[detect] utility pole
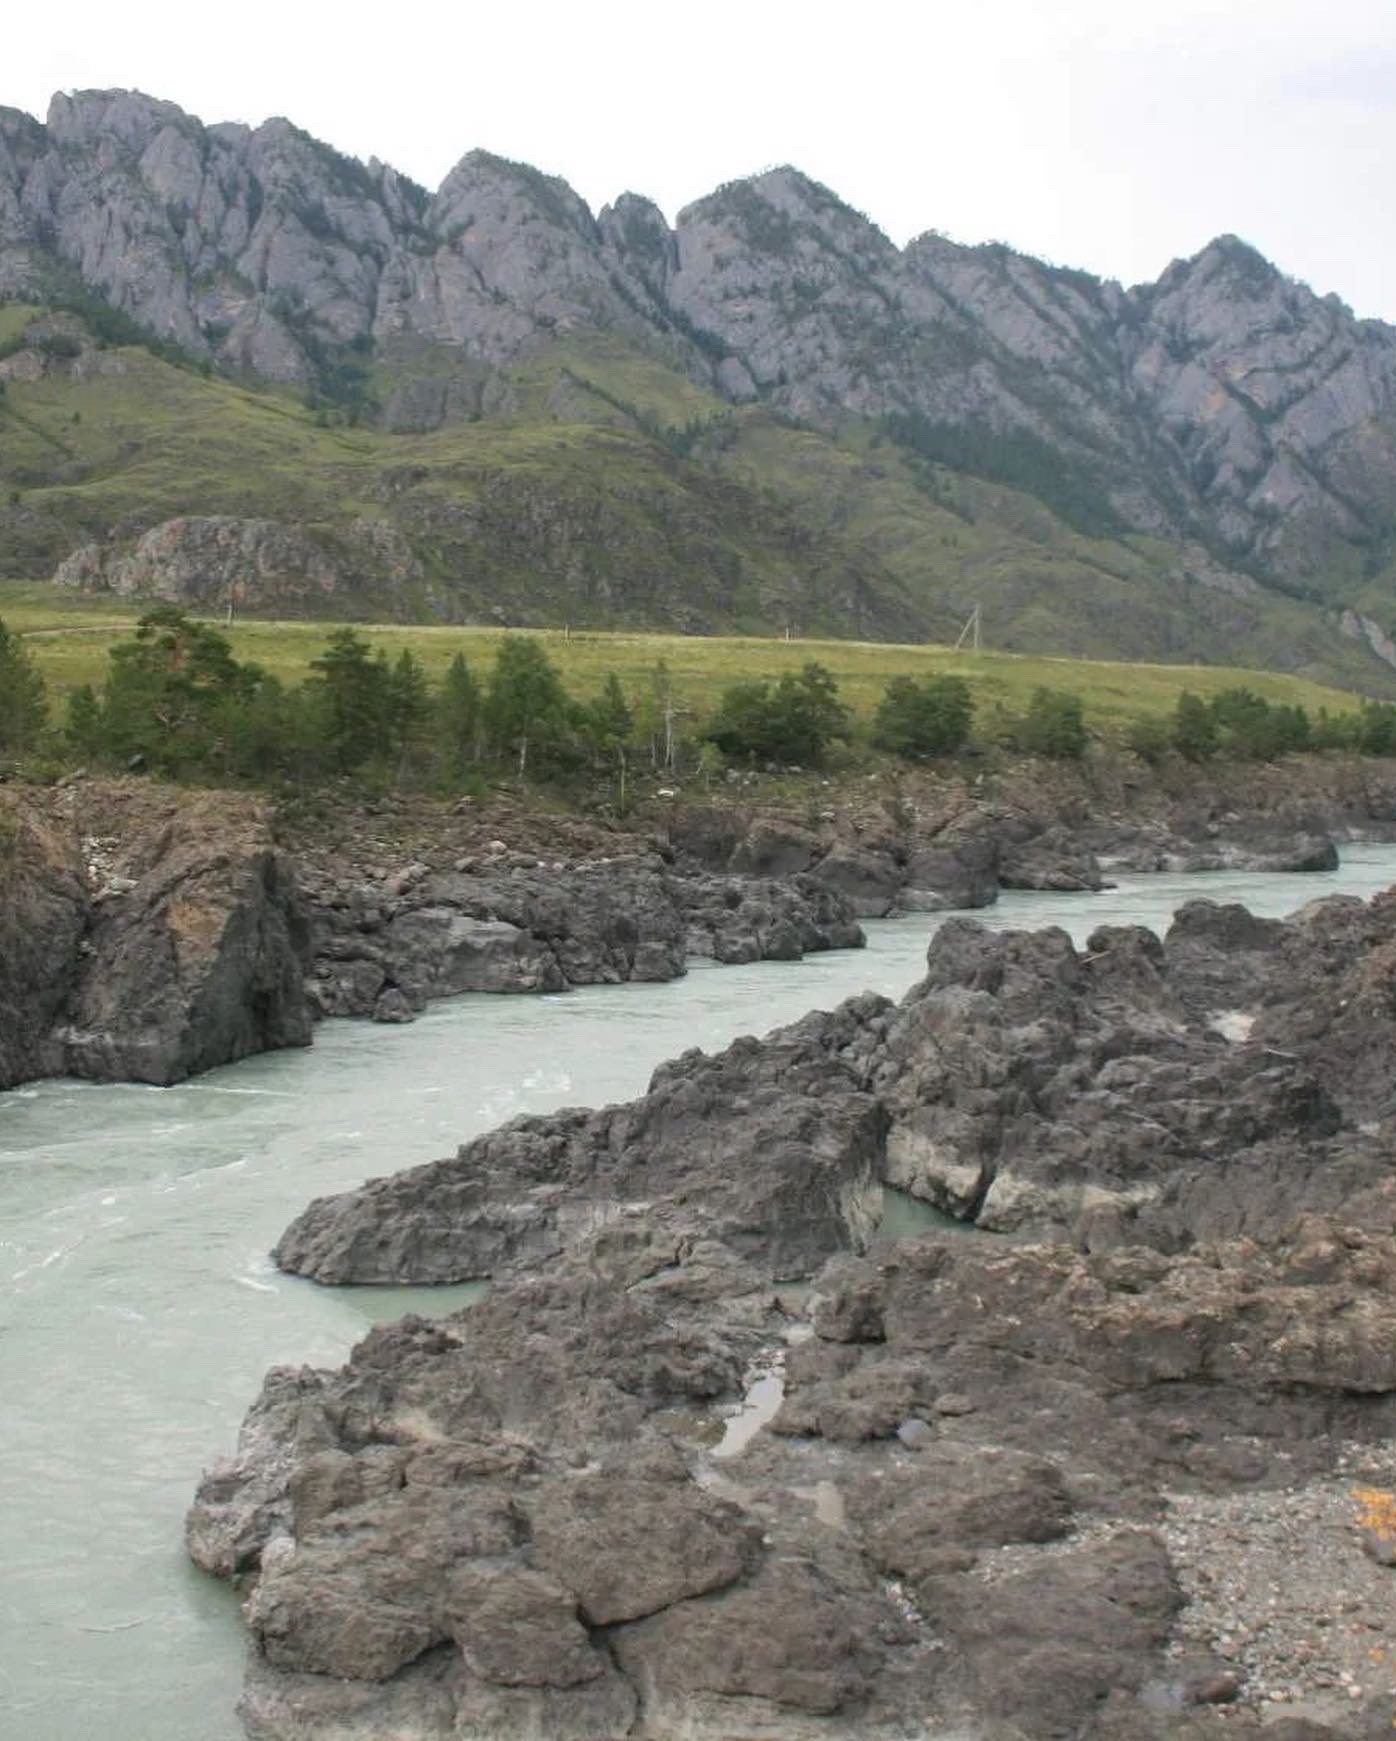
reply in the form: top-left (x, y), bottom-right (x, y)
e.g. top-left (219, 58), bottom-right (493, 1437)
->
top-left (954, 603), bottom-right (981, 652)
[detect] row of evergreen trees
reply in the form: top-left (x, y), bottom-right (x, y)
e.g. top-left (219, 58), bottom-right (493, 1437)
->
top-left (1134, 686), bottom-right (1396, 762)
top-left (57, 611), bottom-right (640, 787)
top-left (3, 609), bottom-right (1396, 787)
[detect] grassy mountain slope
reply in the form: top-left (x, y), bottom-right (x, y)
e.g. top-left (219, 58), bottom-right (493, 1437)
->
top-left (0, 304), bottom-right (1391, 692)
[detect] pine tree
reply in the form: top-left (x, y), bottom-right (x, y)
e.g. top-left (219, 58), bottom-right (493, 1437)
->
top-left (437, 652), bottom-right (483, 772)
top-left (586, 673), bottom-right (634, 808)
top-left (483, 637), bottom-right (571, 777)
top-left (101, 607), bottom-right (248, 771)
top-left (588, 673), bottom-right (633, 749)
top-left (65, 683), bottom-right (103, 759)
top-left (307, 628), bottom-right (391, 771)
top-left (0, 618), bottom-right (48, 751)
top-left (386, 649), bottom-right (431, 774)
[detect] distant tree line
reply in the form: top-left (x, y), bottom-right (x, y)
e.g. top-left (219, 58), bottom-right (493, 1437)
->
top-left (1131, 686), bottom-right (1396, 764)
top-left (4, 611), bottom-right (1396, 795)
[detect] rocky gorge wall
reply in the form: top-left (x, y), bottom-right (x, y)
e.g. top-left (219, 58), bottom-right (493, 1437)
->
top-left (7, 753), bottom-right (1396, 1089)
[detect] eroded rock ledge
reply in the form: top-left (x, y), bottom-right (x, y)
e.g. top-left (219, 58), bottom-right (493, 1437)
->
top-left (303, 854), bottom-right (863, 1019)
top-left (193, 890), bottom-right (1396, 1738)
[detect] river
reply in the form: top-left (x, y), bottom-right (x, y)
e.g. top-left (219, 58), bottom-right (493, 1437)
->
top-left (5, 845), bottom-right (1396, 1740)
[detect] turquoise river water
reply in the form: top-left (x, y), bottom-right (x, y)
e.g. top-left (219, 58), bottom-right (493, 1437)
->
top-left (5, 846), bottom-right (1396, 1739)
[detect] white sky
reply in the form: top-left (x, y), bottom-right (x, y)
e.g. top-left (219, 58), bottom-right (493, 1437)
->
top-left (10, 0), bottom-right (1396, 319)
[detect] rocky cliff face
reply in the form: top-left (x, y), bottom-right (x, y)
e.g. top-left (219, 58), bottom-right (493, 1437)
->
top-left (6, 89), bottom-right (1396, 614)
top-left (0, 780), bottom-right (312, 1087)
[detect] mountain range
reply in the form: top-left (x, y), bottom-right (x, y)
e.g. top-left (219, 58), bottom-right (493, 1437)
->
top-left (3, 88), bottom-right (1396, 689)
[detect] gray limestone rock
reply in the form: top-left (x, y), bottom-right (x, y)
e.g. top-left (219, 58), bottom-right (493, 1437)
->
top-left (7, 87), bottom-right (1396, 640)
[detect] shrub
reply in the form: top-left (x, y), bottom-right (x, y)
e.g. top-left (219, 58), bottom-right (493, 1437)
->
top-left (1018, 688), bottom-right (1087, 760)
top-left (706, 661), bottom-right (849, 766)
top-left (1126, 714), bottom-right (1171, 765)
top-left (1170, 690), bottom-right (1217, 761)
top-left (1358, 702), bottom-right (1396, 756)
top-left (1208, 688), bottom-right (1312, 759)
top-left (872, 674), bottom-right (973, 759)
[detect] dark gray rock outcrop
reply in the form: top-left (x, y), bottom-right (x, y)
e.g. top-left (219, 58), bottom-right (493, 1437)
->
top-left (274, 994), bottom-right (888, 1283)
top-left (303, 855), bottom-right (863, 1018)
top-left (193, 881), bottom-right (1396, 1736)
top-left (0, 782), bottom-right (312, 1088)
top-left (277, 885), bottom-right (1396, 1284)
top-left (670, 797), bottom-right (1341, 917)
top-left (0, 792), bottom-right (88, 1088)
top-left (192, 1201), bottom-right (1396, 1739)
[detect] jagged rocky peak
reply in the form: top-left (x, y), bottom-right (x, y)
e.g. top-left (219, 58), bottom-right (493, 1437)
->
top-left (428, 148), bottom-right (597, 240)
top-left (5, 84), bottom-right (1396, 618)
top-left (376, 149), bottom-right (655, 362)
top-left (1143, 231), bottom-right (1332, 367)
top-left (1126, 232), bottom-right (1396, 567)
top-left (44, 86), bottom-right (192, 152)
top-left (1152, 232), bottom-right (1282, 302)
top-left (682, 163), bottom-right (890, 250)
top-left (0, 102), bottom-right (47, 168)
top-left (598, 191), bottom-right (676, 289)
top-left (666, 166), bottom-right (905, 413)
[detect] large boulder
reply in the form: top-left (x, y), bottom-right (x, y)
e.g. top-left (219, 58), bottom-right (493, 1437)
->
top-left (0, 780), bottom-right (312, 1089)
top-left (274, 995), bottom-right (890, 1283)
top-left (869, 916), bottom-right (1354, 1243)
top-left (56, 788), bottom-right (312, 1084)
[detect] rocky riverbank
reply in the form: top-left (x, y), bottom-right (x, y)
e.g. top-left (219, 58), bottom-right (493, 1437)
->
top-left (6, 751), bottom-right (1396, 1088)
top-left (190, 883), bottom-right (1396, 1739)
top-left (285, 748), bottom-right (1396, 1024)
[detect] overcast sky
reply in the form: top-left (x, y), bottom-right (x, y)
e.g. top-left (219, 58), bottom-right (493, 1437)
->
top-left (11, 0), bottom-right (1396, 318)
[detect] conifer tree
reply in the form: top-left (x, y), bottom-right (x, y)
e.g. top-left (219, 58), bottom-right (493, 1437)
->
top-left (438, 652), bottom-right (483, 771)
top-left (483, 637), bottom-right (571, 776)
top-left (0, 618), bottom-right (48, 751)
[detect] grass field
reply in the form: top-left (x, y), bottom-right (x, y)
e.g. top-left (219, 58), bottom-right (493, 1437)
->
top-left (3, 580), bottom-right (1367, 737)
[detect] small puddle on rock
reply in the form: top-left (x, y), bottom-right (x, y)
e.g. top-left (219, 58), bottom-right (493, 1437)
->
top-left (872, 1184), bottom-right (977, 1244)
top-left (711, 1364), bottom-right (785, 1460)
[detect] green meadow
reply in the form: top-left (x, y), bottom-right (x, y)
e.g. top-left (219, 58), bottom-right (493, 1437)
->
top-left (2, 580), bottom-right (1367, 738)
